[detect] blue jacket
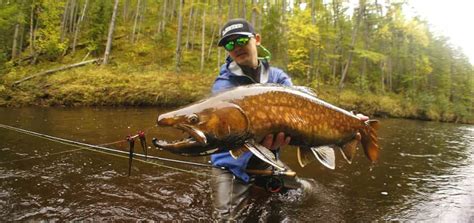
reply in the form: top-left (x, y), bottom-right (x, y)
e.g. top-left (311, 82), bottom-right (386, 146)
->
top-left (211, 58), bottom-right (292, 183)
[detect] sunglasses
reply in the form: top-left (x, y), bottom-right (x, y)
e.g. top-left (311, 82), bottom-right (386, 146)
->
top-left (223, 36), bottom-right (253, 51)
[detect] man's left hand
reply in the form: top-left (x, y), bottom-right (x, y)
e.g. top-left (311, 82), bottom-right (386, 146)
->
top-left (261, 132), bottom-right (291, 151)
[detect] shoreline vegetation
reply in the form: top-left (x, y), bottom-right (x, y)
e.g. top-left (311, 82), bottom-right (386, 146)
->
top-left (1, 60), bottom-right (471, 124)
top-left (0, 1), bottom-right (472, 124)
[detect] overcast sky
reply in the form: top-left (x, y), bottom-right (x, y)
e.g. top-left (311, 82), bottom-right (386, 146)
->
top-left (404, 0), bottom-right (474, 64)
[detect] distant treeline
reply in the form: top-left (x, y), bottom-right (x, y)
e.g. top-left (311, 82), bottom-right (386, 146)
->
top-left (0, 0), bottom-right (472, 123)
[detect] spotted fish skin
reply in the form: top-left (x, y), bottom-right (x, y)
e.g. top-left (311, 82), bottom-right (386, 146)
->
top-left (153, 84), bottom-right (379, 163)
top-left (232, 86), bottom-right (362, 146)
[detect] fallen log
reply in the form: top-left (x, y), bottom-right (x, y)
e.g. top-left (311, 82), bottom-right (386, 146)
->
top-left (12, 58), bottom-right (101, 87)
top-left (11, 35), bottom-right (126, 66)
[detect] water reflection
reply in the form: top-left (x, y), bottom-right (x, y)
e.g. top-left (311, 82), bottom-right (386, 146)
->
top-left (0, 108), bottom-right (472, 221)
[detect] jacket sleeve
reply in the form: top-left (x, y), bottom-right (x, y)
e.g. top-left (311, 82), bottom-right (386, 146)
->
top-left (276, 69), bottom-right (293, 87)
top-left (212, 78), bottom-right (236, 94)
top-left (212, 64), bottom-right (237, 94)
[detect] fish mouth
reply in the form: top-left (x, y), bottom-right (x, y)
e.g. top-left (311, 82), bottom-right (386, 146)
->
top-left (153, 124), bottom-right (215, 155)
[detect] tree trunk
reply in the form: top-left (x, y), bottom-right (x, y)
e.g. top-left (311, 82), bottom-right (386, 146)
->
top-left (228, 0), bottom-right (233, 19)
top-left (170, 0), bottom-right (176, 19)
top-left (331, 0), bottom-right (340, 83)
top-left (217, 0), bottom-right (223, 68)
top-left (131, 0), bottom-right (141, 43)
top-left (136, 0), bottom-right (147, 43)
top-left (12, 58), bottom-right (101, 86)
top-left (185, 0), bottom-right (194, 50)
top-left (72, 0), bottom-right (88, 54)
top-left (175, 0), bottom-right (184, 72)
top-left (190, 7), bottom-right (198, 50)
top-left (200, 5), bottom-right (206, 72)
top-left (60, 0), bottom-right (71, 42)
top-left (30, 6), bottom-right (40, 64)
top-left (19, 22), bottom-right (25, 53)
top-left (206, 3), bottom-right (216, 59)
top-left (360, 13), bottom-right (369, 90)
top-left (11, 23), bottom-right (20, 60)
top-left (241, 0), bottom-right (246, 18)
top-left (158, 0), bottom-right (167, 34)
top-left (102, 0), bottom-right (119, 65)
top-left (281, 0), bottom-right (288, 70)
top-left (123, 0), bottom-right (130, 21)
top-left (251, 0), bottom-right (257, 27)
top-left (339, 0), bottom-right (365, 90)
top-left (68, 0), bottom-right (77, 34)
top-left (29, 4), bottom-right (35, 55)
top-left (306, 0), bottom-right (316, 81)
top-left (257, 0), bottom-right (262, 32)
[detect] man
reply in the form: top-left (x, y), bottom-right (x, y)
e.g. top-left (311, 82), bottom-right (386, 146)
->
top-left (210, 18), bottom-right (294, 220)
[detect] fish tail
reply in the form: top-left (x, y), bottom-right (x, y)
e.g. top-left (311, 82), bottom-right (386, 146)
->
top-left (359, 120), bottom-right (380, 162)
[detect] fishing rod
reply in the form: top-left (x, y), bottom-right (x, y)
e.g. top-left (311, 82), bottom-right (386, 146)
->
top-left (0, 123), bottom-right (211, 168)
top-left (0, 123), bottom-right (296, 180)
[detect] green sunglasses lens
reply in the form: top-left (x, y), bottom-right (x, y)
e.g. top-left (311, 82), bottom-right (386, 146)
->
top-left (236, 37), bottom-right (250, 46)
top-left (224, 36), bottom-right (251, 51)
top-left (224, 41), bottom-right (235, 51)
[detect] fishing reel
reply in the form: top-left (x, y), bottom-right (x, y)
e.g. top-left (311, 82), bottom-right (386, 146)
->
top-left (265, 176), bottom-right (284, 193)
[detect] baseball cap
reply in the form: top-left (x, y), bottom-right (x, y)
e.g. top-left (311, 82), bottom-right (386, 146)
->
top-left (218, 18), bottom-right (255, 46)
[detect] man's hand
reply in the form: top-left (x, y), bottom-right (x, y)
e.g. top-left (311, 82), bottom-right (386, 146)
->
top-left (261, 132), bottom-right (291, 151)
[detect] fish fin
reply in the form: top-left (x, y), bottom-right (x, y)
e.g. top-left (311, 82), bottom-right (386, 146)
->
top-left (293, 86), bottom-right (318, 96)
top-left (297, 147), bottom-right (315, 168)
top-left (311, 146), bottom-right (336, 170)
top-left (229, 146), bottom-right (248, 159)
top-left (340, 137), bottom-right (359, 164)
top-left (244, 142), bottom-right (286, 171)
top-left (360, 120), bottom-right (380, 162)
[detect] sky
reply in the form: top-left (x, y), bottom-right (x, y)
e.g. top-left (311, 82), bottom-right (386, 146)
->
top-left (403, 0), bottom-right (474, 64)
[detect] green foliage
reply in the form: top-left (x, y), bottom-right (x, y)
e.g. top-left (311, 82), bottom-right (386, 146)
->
top-left (0, 0), bottom-right (472, 124)
top-left (85, 0), bottom-right (112, 55)
top-left (287, 8), bottom-right (319, 77)
top-left (353, 49), bottom-right (385, 63)
top-left (261, 4), bottom-right (285, 65)
top-left (36, 0), bottom-right (67, 60)
top-left (0, 3), bottom-right (20, 67)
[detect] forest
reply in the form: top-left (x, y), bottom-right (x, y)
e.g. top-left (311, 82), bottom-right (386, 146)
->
top-left (0, 0), bottom-right (472, 123)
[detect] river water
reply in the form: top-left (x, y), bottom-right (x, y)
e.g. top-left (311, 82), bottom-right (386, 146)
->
top-left (0, 107), bottom-right (473, 221)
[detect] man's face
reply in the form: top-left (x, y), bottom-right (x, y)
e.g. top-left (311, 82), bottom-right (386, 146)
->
top-left (224, 34), bottom-right (261, 68)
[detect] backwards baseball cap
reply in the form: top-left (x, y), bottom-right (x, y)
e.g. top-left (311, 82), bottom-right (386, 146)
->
top-left (218, 18), bottom-right (255, 46)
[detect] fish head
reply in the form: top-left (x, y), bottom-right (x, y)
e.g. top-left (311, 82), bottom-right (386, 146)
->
top-left (154, 100), bottom-right (250, 155)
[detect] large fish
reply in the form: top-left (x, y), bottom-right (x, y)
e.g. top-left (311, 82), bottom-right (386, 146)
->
top-left (152, 84), bottom-right (379, 171)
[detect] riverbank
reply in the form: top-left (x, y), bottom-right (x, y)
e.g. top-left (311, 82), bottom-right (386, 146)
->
top-left (0, 62), bottom-right (472, 124)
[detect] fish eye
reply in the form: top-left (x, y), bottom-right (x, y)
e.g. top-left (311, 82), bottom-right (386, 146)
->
top-left (187, 114), bottom-right (199, 124)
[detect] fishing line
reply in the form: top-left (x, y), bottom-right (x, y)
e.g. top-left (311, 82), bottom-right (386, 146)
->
top-left (0, 148), bottom-right (84, 164)
top-left (0, 123), bottom-right (213, 177)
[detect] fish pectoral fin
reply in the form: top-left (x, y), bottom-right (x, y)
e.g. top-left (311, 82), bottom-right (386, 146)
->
top-left (311, 146), bottom-right (336, 170)
top-left (229, 146), bottom-right (249, 159)
top-left (244, 142), bottom-right (286, 171)
top-left (340, 138), bottom-right (359, 164)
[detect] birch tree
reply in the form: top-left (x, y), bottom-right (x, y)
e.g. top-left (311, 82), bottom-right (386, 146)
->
top-left (11, 22), bottom-right (20, 60)
top-left (339, 0), bottom-right (365, 89)
top-left (102, 0), bottom-right (119, 65)
top-left (200, 3), bottom-right (206, 72)
top-left (175, 0), bottom-right (184, 72)
top-left (131, 0), bottom-right (141, 43)
top-left (72, 0), bottom-right (88, 54)
top-left (185, 0), bottom-right (194, 50)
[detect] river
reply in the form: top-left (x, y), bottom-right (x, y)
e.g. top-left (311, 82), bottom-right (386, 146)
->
top-left (0, 107), bottom-right (473, 221)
